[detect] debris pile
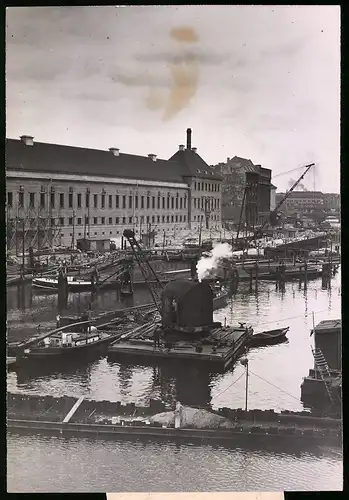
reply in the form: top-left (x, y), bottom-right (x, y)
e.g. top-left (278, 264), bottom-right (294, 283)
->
top-left (148, 406), bottom-right (234, 429)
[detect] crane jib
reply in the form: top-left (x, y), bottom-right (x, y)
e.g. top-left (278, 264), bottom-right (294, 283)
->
top-left (251, 163), bottom-right (315, 242)
top-left (123, 230), bottom-right (164, 312)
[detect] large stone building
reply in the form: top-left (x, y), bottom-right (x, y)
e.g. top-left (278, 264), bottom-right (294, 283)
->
top-left (275, 191), bottom-right (324, 215)
top-left (6, 129), bottom-right (222, 250)
top-left (212, 156), bottom-right (272, 225)
top-left (322, 192), bottom-right (340, 212)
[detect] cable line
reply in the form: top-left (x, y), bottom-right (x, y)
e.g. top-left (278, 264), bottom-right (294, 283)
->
top-left (248, 369), bottom-right (300, 402)
top-left (248, 308), bottom-right (333, 328)
top-left (211, 371), bottom-right (246, 401)
top-left (272, 166), bottom-right (308, 179)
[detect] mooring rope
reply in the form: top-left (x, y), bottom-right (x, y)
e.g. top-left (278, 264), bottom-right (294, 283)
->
top-left (211, 371), bottom-right (246, 402)
top-left (248, 369), bottom-right (300, 402)
top-left (249, 307), bottom-right (336, 328)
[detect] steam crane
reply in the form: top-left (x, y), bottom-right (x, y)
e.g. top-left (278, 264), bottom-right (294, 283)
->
top-left (96, 258), bottom-right (134, 290)
top-left (249, 162), bottom-right (315, 243)
top-left (123, 229), bottom-right (164, 312)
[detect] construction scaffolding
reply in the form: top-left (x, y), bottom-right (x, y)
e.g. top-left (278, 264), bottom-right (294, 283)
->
top-left (6, 183), bottom-right (63, 254)
top-left (6, 215), bottom-right (63, 254)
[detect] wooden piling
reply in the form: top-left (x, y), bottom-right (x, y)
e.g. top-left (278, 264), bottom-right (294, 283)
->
top-left (249, 269), bottom-right (253, 291)
top-left (303, 260), bottom-right (308, 283)
top-left (254, 263), bottom-right (259, 292)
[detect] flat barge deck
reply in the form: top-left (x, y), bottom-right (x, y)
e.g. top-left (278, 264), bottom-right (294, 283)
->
top-left (108, 325), bottom-right (251, 372)
top-left (7, 393), bottom-right (342, 445)
top-left (107, 278), bottom-right (253, 372)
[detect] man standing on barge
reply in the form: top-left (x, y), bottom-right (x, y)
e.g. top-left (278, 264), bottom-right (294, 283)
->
top-left (153, 325), bottom-right (161, 349)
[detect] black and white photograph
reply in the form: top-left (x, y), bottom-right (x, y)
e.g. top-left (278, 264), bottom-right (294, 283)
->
top-left (6, 5), bottom-right (342, 493)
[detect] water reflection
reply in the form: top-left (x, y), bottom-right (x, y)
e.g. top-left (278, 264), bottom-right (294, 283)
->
top-left (304, 286), bottom-right (308, 316)
top-left (7, 431), bottom-right (343, 492)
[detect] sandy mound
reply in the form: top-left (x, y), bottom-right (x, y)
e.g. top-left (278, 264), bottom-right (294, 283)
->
top-left (148, 406), bottom-right (234, 429)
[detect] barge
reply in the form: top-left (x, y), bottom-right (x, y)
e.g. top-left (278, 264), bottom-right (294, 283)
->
top-left (7, 393), bottom-right (342, 445)
top-left (108, 279), bottom-right (253, 372)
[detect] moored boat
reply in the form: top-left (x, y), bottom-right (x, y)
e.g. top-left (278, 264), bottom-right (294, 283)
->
top-left (120, 280), bottom-right (134, 297)
top-left (7, 357), bottom-right (17, 370)
top-left (248, 327), bottom-right (289, 347)
top-left (213, 288), bottom-right (229, 310)
top-left (32, 275), bottom-right (95, 292)
top-left (211, 282), bottom-right (229, 310)
top-left (17, 328), bottom-right (122, 360)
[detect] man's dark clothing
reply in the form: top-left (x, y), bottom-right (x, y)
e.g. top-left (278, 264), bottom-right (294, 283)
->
top-left (153, 327), bottom-right (161, 348)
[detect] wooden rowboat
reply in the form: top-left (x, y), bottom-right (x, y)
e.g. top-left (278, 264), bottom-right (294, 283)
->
top-left (249, 327), bottom-right (289, 347)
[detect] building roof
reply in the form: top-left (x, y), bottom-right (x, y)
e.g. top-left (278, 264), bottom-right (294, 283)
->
top-left (277, 191), bottom-right (324, 198)
top-left (6, 138), bottom-right (189, 184)
top-left (169, 149), bottom-right (222, 180)
top-left (228, 156), bottom-right (257, 173)
top-left (314, 319), bottom-right (341, 333)
top-left (162, 279), bottom-right (198, 299)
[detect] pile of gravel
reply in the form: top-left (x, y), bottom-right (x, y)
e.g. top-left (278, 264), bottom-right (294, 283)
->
top-left (148, 406), bottom-right (234, 429)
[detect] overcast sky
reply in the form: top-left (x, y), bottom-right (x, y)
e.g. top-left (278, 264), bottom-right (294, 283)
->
top-left (6, 6), bottom-right (340, 193)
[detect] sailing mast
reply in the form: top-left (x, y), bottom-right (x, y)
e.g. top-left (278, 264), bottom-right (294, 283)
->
top-left (21, 219), bottom-right (25, 275)
top-left (72, 210), bottom-right (76, 249)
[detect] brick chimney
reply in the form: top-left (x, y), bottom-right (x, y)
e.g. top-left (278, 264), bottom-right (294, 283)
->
top-left (20, 135), bottom-right (34, 146)
top-left (109, 147), bottom-right (120, 156)
top-left (186, 128), bottom-right (192, 150)
top-left (148, 154), bottom-right (157, 162)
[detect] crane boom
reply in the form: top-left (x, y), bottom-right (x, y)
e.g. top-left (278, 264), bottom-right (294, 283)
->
top-left (252, 163), bottom-right (315, 241)
top-left (96, 259), bottom-right (134, 289)
top-left (123, 229), bottom-right (164, 312)
top-left (236, 186), bottom-right (247, 241)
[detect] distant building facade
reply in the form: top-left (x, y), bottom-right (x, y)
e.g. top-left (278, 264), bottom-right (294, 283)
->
top-left (6, 130), bottom-right (222, 250)
top-left (322, 192), bottom-right (340, 212)
top-left (212, 156), bottom-right (272, 225)
top-left (276, 191), bottom-right (324, 215)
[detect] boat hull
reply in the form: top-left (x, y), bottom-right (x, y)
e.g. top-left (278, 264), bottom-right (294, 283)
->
top-left (18, 333), bottom-right (120, 360)
top-left (257, 268), bottom-right (322, 281)
top-left (249, 328), bottom-right (289, 347)
top-left (33, 278), bottom-right (94, 292)
top-left (213, 292), bottom-right (228, 310)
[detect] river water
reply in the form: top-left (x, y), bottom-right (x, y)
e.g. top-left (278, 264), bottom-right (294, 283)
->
top-left (7, 271), bottom-right (343, 492)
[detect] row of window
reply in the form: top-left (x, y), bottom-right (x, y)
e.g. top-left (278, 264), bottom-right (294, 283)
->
top-left (11, 214), bottom-right (189, 227)
top-left (63, 226), bottom-right (196, 239)
top-left (36, 227), bottom-right (191, 241)
top-left (193, 214), bottom-right (220, 221)
top-left (7, 191), bottom-right (188, 211)
top-left (287, 199), bottom-right (323, 205)
top-left (193, 198), bottom-right (220, 210)
top-left (194, 181), bottom-right (220, 192)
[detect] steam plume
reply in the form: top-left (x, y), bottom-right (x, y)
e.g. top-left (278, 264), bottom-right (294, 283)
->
top-left (288, 178), bottom-right (308, 191)
top-left (196, 243), bottom-right (233, 282)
